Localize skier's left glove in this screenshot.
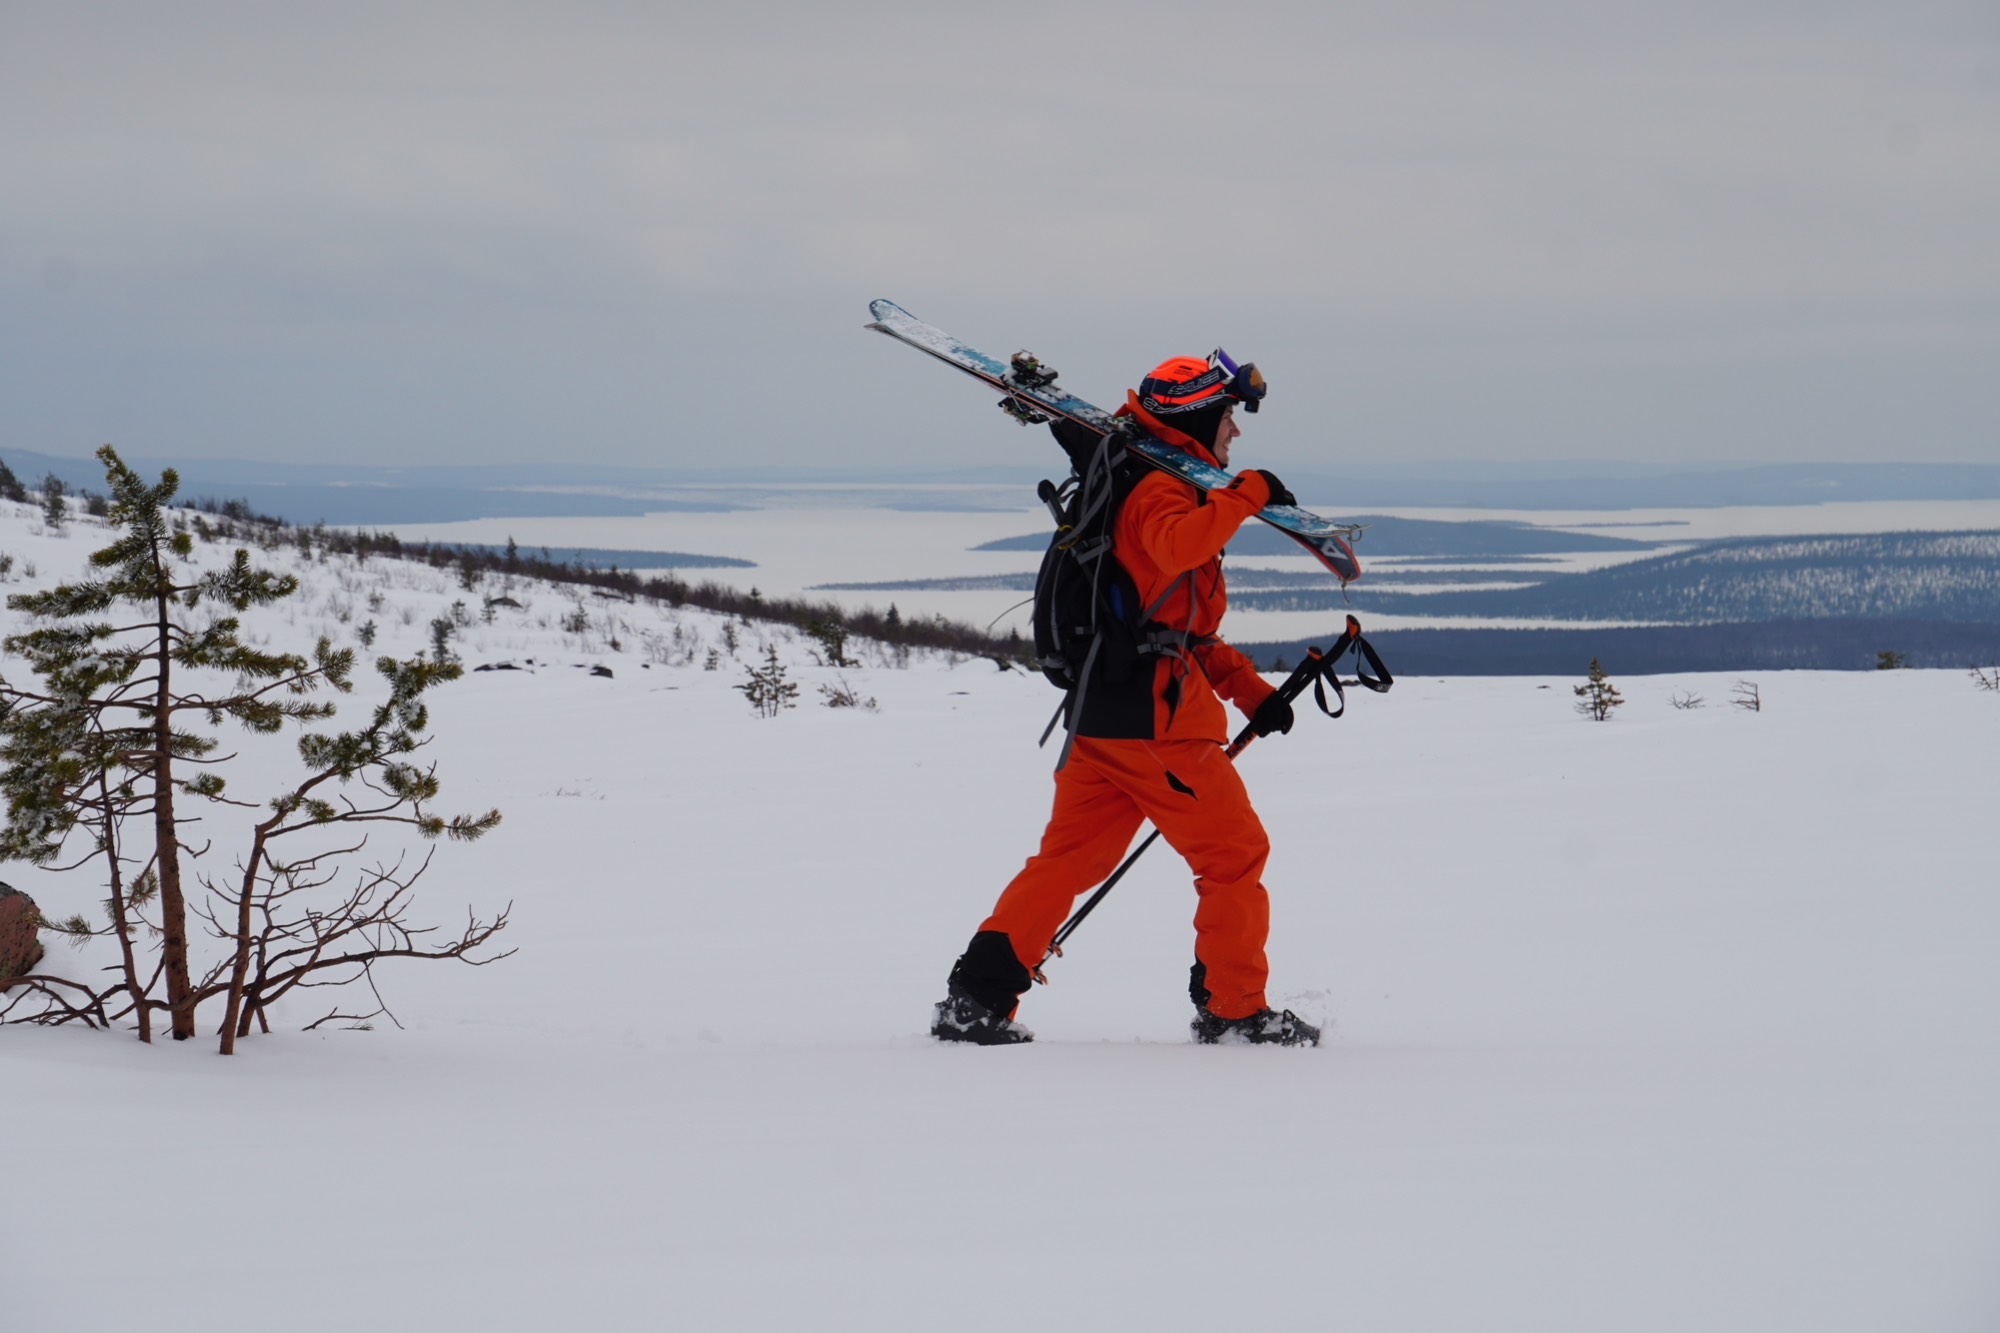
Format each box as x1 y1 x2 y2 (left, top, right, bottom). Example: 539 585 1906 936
1248 470 1296 508
1250 692 1294 737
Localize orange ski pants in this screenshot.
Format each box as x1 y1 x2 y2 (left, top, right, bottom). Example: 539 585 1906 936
981 735 1272 1020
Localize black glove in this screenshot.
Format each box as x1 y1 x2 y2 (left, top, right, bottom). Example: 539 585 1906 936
1253 470 1296 507
1250 692 1294 737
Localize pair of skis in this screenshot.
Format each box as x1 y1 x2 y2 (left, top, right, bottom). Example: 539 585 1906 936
864 299 1364 584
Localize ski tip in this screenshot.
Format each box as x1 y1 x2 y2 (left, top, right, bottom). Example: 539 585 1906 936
869 298 908 320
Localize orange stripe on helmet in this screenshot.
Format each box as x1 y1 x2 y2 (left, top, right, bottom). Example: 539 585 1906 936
1145 356 1213 384
1138 356 1230 413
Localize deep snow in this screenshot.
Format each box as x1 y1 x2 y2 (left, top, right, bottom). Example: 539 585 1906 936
4 502 1999 1332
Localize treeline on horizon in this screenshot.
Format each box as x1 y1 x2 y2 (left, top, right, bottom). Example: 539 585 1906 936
1244 619 2000 678
1244 530 2000 625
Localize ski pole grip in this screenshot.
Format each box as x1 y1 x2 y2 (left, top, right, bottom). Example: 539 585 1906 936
1274 645 1328 706
1227 647 1327 755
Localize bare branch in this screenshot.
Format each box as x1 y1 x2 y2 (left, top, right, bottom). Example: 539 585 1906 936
0 973 114 1028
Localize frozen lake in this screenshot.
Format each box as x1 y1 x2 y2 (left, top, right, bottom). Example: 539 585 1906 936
374 496 2000 644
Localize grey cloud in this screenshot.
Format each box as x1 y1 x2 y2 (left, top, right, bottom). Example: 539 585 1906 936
2 1 1996 470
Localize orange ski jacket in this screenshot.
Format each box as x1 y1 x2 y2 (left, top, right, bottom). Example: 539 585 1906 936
1085 396 1277 744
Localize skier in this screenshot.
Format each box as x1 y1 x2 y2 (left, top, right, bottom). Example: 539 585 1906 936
931 354 1321 1046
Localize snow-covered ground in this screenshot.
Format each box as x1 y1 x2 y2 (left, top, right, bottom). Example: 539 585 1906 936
6 500 2000 1332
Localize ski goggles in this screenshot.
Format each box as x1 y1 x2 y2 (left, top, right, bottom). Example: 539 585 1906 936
1212 348 1267 413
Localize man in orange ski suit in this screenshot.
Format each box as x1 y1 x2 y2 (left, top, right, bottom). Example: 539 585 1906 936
932 353 1320 1046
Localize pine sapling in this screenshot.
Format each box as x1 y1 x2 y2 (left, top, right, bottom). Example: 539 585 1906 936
737 646 799 718
39 474 66 531
429 616 458 665
805 618 857 669
1574 657 1624 721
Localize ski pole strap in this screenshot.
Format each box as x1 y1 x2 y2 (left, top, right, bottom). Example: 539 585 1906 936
1274 642 1336 708
1349 630 1393 693
1312 668 1345 719
1310 616 1393 714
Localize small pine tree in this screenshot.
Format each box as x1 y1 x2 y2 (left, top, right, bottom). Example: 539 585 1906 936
39 474 66 530
1876 650 1908 670
0 458 26 504
0 445 499 1048
737 646 799 718
805 618 856 668
1574 657 1624 721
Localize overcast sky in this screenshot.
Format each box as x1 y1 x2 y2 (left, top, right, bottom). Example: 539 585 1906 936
4 2 1996 474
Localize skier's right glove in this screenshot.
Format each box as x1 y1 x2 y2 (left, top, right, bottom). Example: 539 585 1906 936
1250 692 1295 737
1250 470 1296 508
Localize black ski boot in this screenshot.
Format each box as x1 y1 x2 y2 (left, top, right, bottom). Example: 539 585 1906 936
931 931 1035 1045
1191 1006 1321 1047
931 987 1035 1045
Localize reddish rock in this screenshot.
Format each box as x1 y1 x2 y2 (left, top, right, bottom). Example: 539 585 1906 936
0 883 45 982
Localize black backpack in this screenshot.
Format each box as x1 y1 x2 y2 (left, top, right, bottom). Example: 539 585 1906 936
1030 420 1195 703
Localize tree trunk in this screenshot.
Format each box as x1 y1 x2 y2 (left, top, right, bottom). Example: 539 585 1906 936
217 829 269 1055
99 774 151 1044
150 575 195 1041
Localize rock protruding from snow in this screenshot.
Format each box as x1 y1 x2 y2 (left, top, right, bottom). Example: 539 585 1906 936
0 884 45 981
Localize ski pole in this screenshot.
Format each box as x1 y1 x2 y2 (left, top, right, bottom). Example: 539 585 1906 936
1033 616 1388 982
